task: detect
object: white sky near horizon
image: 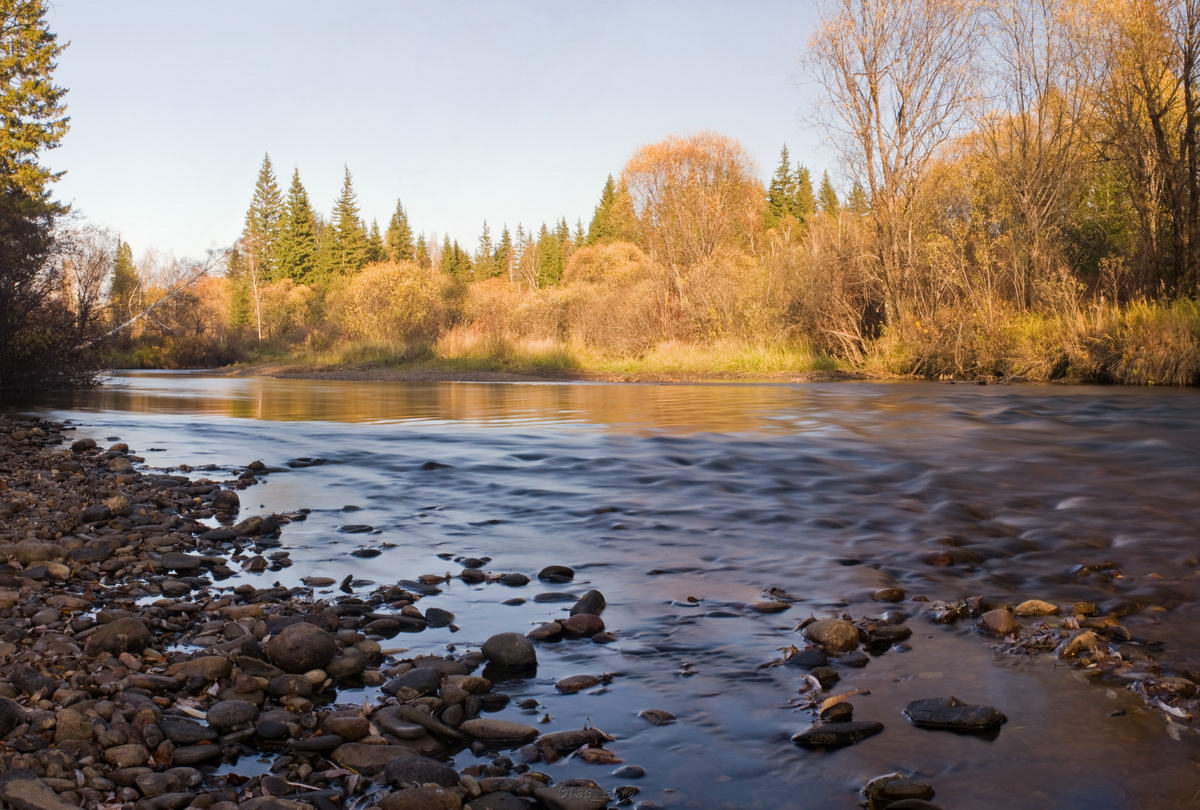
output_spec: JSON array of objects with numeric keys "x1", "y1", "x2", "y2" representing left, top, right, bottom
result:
[{"x1": 46, "y1": 0, "x2": 832, "y2": 263}]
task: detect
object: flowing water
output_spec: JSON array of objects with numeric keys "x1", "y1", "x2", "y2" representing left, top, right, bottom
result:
[{"x1": 29, "y1": 371, "x2": 1200, "y2": 809}]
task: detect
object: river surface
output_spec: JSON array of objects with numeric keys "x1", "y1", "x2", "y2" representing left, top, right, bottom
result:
[{"x1": 28, "y1": 371, "x2": 1200, "y2": 809}]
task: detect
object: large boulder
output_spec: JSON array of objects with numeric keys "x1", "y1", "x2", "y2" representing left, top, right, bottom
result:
[{"x1": 266, "y1": 622, "x2": 337, "y2": 674}]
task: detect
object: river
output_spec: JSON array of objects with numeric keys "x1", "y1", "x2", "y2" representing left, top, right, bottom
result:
[{"x1": 29, "y1": 371, "x2": 1200, "y2": 809}]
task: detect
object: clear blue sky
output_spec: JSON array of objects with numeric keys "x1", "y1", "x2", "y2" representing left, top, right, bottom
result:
[{"x1": 47, "y1": 0, "x2": 830, "y2": 260}]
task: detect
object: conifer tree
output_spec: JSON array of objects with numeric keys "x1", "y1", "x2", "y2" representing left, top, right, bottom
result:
[
  {"x1": 587, "y1": 175, "x2": 619, "y2": 244},
  {"x1": 476, "y1": 221, "x2": 497, "y2": 277},
  {"x1": 242, "y1": 153, "x2": 284, "y2": 281},
  {"x1": 818, "y1": 171, "x2": 840, "y2": 214},
  {"x1": 439, "y1": 235, "x2": 454, "y2": 276},
  {"x1": 793, "y1": 166, "x2": 816, "y2": 223},
  {"x1": 109, "y1": 240, "x2": 138, "y2": 320},
  {"x1": 330, "y1": 166, "x2": 368, "y2": 274},
  {"x1": 366, "y1": 220, "x2": 386, "y2": 264},
  {"x1": 313, "y1": 216, "x2": 338, "y2": 285},
  {"x1": 495, "y1": 225, "x2": 513, "y2": 280},
  {"x1": 385, "y1": 200, "x2": 415, "y2": 262},
  {"x1": 276, "y1": 169, "x2": 318, "y2": 284},
  {"x1": 573, "y1": 219, "x2": 586, "y2": 246},
  {"x1": 765, "y1": 145, "x2": 797, "y2": 227},
  {"x1": 846, "y1": 181, "x2": 869, "y2": 215},
  {"x1": 536, "y1": 224, "x2": 563, "y2": 286},
  {"x1": 415, "y1": 235, "x2": 431, "y2": 269}
]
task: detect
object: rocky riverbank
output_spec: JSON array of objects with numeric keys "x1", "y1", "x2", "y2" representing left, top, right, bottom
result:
[
  {"x1": 0, "y1": 415, "x2": 645, "y2": 810},
  {"x1": 0, "y1": 412, "x2": 1197, "y2": 810}
]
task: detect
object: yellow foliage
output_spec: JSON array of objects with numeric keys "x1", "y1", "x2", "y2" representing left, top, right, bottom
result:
[{"x1": 324, "y1": 261, "x2": 447, "y2": 344}]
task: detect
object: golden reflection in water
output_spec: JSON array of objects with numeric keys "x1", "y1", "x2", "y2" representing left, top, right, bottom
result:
[{"x1": 56, "y1": 372, "x2": 833, "y2": 433}]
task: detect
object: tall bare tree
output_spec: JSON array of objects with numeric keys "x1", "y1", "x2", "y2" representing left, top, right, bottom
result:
[{"x1": 809, "y1": 0, "x2": 981, "y2": 319}]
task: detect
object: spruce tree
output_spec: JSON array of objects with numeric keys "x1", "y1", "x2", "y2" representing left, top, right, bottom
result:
[
  {"x1": 276, "y1": 169, "x2": 318, "y2": 284},
  {"x1": 415, "y1": 235, "x2": 431, "y2": 269},
  {"x1": 476, "y1": 221, "x2": 497, "y2": 277},
  {"x1": 494, "y1": 225, "x2": 513, "y2": 280},
  {"x1": 847, "y1": 181, "x2": 869, "y2": 215},
  {"x1": 573, "y1": 218, "x2": 585, "y2": 246},
  {"x1": 109, "y1": 240, "x2": 138, "y2": 320},
  {"x1": 817, "y1": 171, "x2": 840, "y2": 214},
  {"x1": 385, "y1": 200, "x2": 415, "y2": 262},
  {"x1": 587, "y1": 175, "x2": 618, "y2": 244},
  {"x1": 312, "y1": 216, "x2": 338, "y2": 286},
  {"x1": 366, "y1": 220, "x2": 386, "y2": 264},
  {"x1": 330, "y1": 166, "x2": 368, "y2": 274},
  {"x1": 793, "y1": 166, "x2": 816, "y2": 223},
  {"x1": 535, "y1": 224, "x2": 563, "y2": 286},
  {"x1": 439, "y1": 234, "x2": 454, "y2": 276},
  {"x1": 242, "y1": 153, "x2": 284, "y2": 281},
  {"x1": 765, "y1": 145, "x2": 796, "y2": 227}
]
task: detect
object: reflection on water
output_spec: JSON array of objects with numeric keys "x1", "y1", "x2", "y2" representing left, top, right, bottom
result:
[{"x1": 32, "y1": 371, "x2": 1200, "y2": 809}]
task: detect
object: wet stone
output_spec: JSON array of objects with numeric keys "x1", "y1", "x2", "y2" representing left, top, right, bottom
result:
[
  {"x1": 265, "y1": 621, "x2": 337, "y2": 674},
  {"x1": 482, "y1": 632, "x2": 537, "y2": 670},
  {"x1": 538, "y1": 565, "x2": 575, "y2": 583},
  {"x1": 903, "y1": 696, "x2": 1007, "y2": 733},
  {"x1": 786, "y1": 648, "x2": 828, "y2": 669},
  {"x1": 570, "y1": 590, "x2": 606, "y2": 616},
  {"x1": 382, "y1": 755, "x2": 461, "y2": 787},
  {"x1": 820, "y1": 702, "x2": 854, "y2": 723},
  {"x1": 978, "y1": 609, "x2": 1019, "y2": 637},
  {"x1": 804, "y1": 619, "x2": 861, "y2": 654},
  {"x1": 792, "y1": 720, "x2": 884, "y2": 748}
]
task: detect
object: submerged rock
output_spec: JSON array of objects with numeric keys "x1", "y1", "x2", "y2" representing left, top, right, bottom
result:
[{"x1": 792, "y1": 720, "x2": 884, "y2": 748}]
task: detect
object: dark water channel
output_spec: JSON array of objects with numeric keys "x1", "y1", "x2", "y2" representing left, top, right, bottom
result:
[{"x1": 32, "y1": 371, "x2": 1200, "y2": 809}]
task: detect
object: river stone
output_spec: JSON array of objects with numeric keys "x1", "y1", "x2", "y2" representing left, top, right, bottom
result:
[
  {"x1": 791, "y1": 720, "x2": 884, "y2": 748},
  {"x1": 864, "y1": 774, "x2": 936, "y2": 804},
  {"x1": 159, "y1": 717, "x2": 217, "y2": 745},
  {"x1": 903, "y1": 696, "x2": 1007, "y2": 732},
  {"x1": 481, "y1": 632, "x2": 537, "y2": 670},
  {"x1": 538, "y1": 565, "x2": 574, "y2": 583},
  {"x1": 212, "y1": 489, "x2": 240, "y2": 510},
  {"x1": 570, "y1": 590, "x2": 606, "y2": 616},
  {"x1": 872, "y1": 587, "x2": 906, "y2": 602},
  {"x1": 332, "y1": 743, "x2": 415, "y2": 774},
  {"x1": 104, "y1": 743, "x2": 151, "y2": 768},
  {"x1": 0, "y1": 770, "x2": 80, "y2": 810},
  {"x1": 382, "y1": 755, "x2": 461, "y2": 787},
  {"x1": 787, "y1": 648, "x2": 828, "y2": 669},
  {"x1": 167, "y1": 655, "x2": 232, "y2": 681},
  {"x1": 557, "y1": 674, "x2": 601, "y2": 694},
  {"x1": 978, "y1": 608, "x2": 1019, "y2": 637},
  {"x1": 71, "y1": 437, "x2": 96, "y2": 453},
  {"x1": 206, "y1": 700, "x2": 259, "y2": 728},
  {"x1": 425, "y1": 607, "x2": 455, "y2": 627},
  {"x1": 266, "y1": 622, "x2": 337, "y2": 673},
  {"x1": 380, "y1": 787, "x2": 463, "y2": 810},
  {"x1": 171, "y1": 745, "x2": 223, "y2": 766},
  {"x1": 499, "y1": 572, "x2": 530, "y2": 587},
  {"x1": 159, "y1": 552, "x2": 205, "y2": 572},
  {"x1": 561, "y1": 613, "x2": 605, "y2": 638},
  {"x1": 86, "y1": 617, "x2": 151, "y2": 654},
  {"x1": 466, "y1": 793, "x2": 531, "y2": 810},
  {"x1": 324, "y1": 715, "x2": 370, "y2": 741},
  {"x1": 804, "y1": 619, "x2": 861, "y2": 653},
  {"x1": 1014, "y1": 599, "x2": 1059, "y2": 617},
  {"x1": 533, "y1": 783, "x2": 609, "y2": 810},
  {"x1": 54, "y1": 708, "x2": 93, "y2": 742},
  {"x1": 390, "y1": 666, "x2": 442, "y2": 694},
  {"x1": 460, "y1": 718, "x2": 540, "y2": 743}
]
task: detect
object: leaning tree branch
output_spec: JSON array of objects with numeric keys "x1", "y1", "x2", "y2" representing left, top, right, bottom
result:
[{"x1": 79, "y1": 249, "x2": 224, "y2": 349}]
